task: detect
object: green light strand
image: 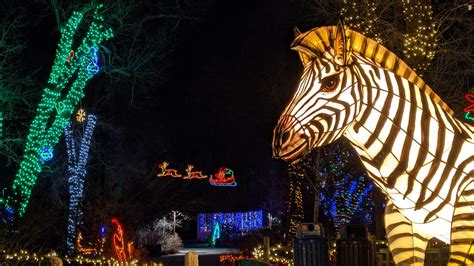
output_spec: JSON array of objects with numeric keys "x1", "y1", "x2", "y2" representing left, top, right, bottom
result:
[
  {"x1": 6, "y1": 5, "x2": 114, "y2": 217},
  {"x1": 465, "y1": 112, "x2": 474, "y2": 121}
]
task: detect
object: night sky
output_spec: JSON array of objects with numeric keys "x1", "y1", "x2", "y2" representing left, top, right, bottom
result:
[
  {"x1": 2, "y1": 0, "x2": 473, "y2": 255},
  {"x1": 0, "y1": 0, "x2": 334, "y2": 222},
  {"x1": 119, "y1": 0, "x2": 312, "y2": 213}
]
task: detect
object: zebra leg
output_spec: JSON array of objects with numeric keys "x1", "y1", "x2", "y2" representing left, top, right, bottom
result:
[
  {"x1": 384, "y1": 200, "x2": 430, "y2": 265},
  {"x1": 449, "y1": 181, "x2": 474, "y2": 265}
]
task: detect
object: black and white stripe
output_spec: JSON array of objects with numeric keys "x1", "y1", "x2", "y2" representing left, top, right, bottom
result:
[{"x1": 273, "y1": 48, "x2": 474, "y2": 264}]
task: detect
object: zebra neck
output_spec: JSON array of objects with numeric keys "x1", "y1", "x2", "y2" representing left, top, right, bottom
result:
[{"x1": 344, "y1": 67, "x2": 473, "y2": 192}]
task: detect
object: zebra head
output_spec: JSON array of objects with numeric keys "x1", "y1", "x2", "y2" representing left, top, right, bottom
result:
[{"x1": 273, "y1": 22, "x2": 363, "y2": 162}]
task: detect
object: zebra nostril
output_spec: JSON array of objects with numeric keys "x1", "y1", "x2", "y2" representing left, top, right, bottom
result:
[{"x1": 281, "y1": 131, "x2": 291, "y2": 144}]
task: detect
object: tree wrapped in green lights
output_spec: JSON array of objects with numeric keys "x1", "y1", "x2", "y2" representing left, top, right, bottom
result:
[{"x1": 4, "y1": 5, "x2": 114, "y2": 217}]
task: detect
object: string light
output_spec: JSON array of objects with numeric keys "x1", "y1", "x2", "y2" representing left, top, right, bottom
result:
[
  {"x1": 339, "y1": 0, "x2": 382, "y2": 43},
  {"x1": 39, "y1": 146, "x2": 54, "y2": 162},
  {"x1": 154, "y1": 163, "x2": 239, "y2": 185},
  {"x1": 219, "y1": 254, "x2": 253, "y2": 263},
  {"x1": 209, "y1": 167, "x2": 237, "y2": 187},
  {"x1": 98, "y1": 225, "x2": 107, "y2": 255},
  {"x1": 252, "y1": 244, "x2": 294, "y2": 266},
  {"x1": 76, "y1": 226, "x2": 106, "y2": 256},
  {"x1": 0, "y1": 204, "x2": 14, "y2": 223},
  {"x1": 127, "y1": 242, "x2": 134, "y2": 260},
  {"x1": 465, "y1": 112, "x2": 474, "y2": 121},
  {"x1": 198, "y1": 210, "x2": 264, "y2": 240},
  {"x1": 4, "y1": 5, "x2": 114, "y2": 217},
  {"x1": 320, "y1": 175, "x2": 374, "y2": 232},
  {"x1": 183, "y1": 164, "x2": 208, "y2": 179},
  {"x1": 76, "y1": 233, "x2": 96, "y2": 255},
  {"x1": 75, "y1": 108, "x2": 87, "y2": 123},
  {"x1": 338, "y1": 1, "x2": 437, "y2": 72},
  {"x1": 400, "y1": 0, "x2": 437, "y2": 72},
  {"x1": 211, "y1": 222, "x2": 221, "y2": 246},
  {"x1": 64, "y1": 115, "x2": 97, "y2": 252},
  {"x1": 66, "y1": 50, "x2": 75, "y2": 63},
  {"x1": 111, "y1": 217, "x2": 128, "y2": 262},
  {"x1": 156, "y1": 162, "x2": 182, "y2": 177},
  {"x1": 86, "y1": 47, "x2": 100, "y2": 75},
  {"x1": 287, "y1": 165, "x2": 304, "y2": 237},
  {"x1": 463, "y1": 91, "x2": 474, "y2": 121},
  {"x1": 0, "y1": 249, "x2": 139, "y2": 265}
]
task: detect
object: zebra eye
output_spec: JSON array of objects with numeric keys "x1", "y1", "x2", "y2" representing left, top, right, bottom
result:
[{"x1": 320, "y1": 74, "x2": 339, "y2": 92}]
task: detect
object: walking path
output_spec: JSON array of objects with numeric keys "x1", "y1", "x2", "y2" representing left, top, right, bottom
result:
[{"x1": 156, "y1": 247, "x2": 240, "y2": 266}]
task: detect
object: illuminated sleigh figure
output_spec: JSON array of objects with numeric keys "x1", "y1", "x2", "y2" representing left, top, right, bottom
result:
[
  {"x1": 273, "y1": 22, "x2": 474, "y2": 265},
  {"x1": 183, "y1": 164, "x2": 208, "y2": 179},
  {"x1": 156, "y1": 161, "x2": 182, "y2": 177},
  {"x1": 209, "y1": 167, "x2": 237, "y2": 187}
]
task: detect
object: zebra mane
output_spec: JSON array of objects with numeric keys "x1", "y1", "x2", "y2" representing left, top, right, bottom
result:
[{"x1": 291, "y1": 26, "x2": 455, "y2": 116}]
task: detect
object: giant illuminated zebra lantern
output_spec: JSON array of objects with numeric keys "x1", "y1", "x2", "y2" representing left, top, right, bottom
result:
[{"x1": 272, "y1": 22, "x2": 474, "y2": 265}]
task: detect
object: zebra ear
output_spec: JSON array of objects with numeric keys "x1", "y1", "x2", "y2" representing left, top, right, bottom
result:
[
  {"x1": 292, "y1": 26, "x2": 313, "y2": 66},
  {"x1": 293, "y1": 27, "x2": 301, "y2": 38},
  {"x1": 292, "y1": 45, "x2": 315, "y2": 66},
  {"x1": 333, "y1": 20, "x2": 352, "y2": 66}
]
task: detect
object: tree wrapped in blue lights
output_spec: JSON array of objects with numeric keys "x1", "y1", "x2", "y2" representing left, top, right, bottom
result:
[
  {"x1": 318, "y1": 142, "x2": 375, "y2": 233},
  {"x1": 64, "y1": 114, "x2": 97, "y2": 253},
  {"x1": 320, "y1": 175, "x2": 374, "y2": 232},
  {"x1": 197, "y1": 210, "x2": 263, "y2": 241}
]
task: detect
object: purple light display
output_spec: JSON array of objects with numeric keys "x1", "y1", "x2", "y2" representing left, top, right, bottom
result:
[{"x1": 197, "y1": 210, "x2": 264, "y2": 240}]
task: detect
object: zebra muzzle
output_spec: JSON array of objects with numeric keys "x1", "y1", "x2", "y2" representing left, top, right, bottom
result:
[{"x1": 272, "y1": 115, "x2": 309, "y2": 161}]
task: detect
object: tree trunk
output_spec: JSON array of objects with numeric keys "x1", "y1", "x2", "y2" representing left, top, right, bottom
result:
[{"x1": 313, "y1": 150, "x2": 321, "y2": 223}]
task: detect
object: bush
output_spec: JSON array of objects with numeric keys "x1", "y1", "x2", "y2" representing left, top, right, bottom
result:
[
  {"x1": 136, "y1": 212, "x2": 187, "y2": 255},
  {"x1": 161, "y1": 233, "x2": 183, "y2": 254}
]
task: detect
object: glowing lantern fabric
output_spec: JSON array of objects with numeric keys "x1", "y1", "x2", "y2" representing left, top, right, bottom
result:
[{"x1": 272, "y1": 22, "x2": 474, "y2": 264}]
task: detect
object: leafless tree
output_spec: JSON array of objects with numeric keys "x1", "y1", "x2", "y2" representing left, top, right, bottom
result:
[
  {"x1": 44, "y1": 0, "x2": 206, "y2": 109},
  {"x1": 0, "y1": 6, "x2": 39, "y2": 165}
]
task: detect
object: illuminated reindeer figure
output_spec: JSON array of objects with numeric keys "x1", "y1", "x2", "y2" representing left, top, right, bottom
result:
[
  {"x1": 183, "y1": 164, "x2": 208, "y2": 179},
  {"x1": 156, "y1": 161, "x2": 182, "y2": 177}
]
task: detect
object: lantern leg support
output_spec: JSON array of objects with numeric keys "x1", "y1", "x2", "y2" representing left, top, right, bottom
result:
[
  {"x1": 449, "y1": 181, "x2": 474, "y2": 265},
  {"x1": 384, "y1": 200, "x2": 429, "y2": 265}
]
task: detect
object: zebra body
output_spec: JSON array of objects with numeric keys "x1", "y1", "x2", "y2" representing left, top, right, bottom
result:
[
  {"x1": 273, "y1": 23, "x2": 474, "y2": 265},
  {"x1": 345, "y1": 61, "x2": 474, "y2": 244}
]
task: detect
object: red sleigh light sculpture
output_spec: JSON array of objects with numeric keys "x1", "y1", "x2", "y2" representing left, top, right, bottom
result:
[
  {"x1": 209, "y1": 167, "x2": 237, "y2": 187},
  {"x1": 464, "y1": 92, "x2": 474, "y2": 121}
]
